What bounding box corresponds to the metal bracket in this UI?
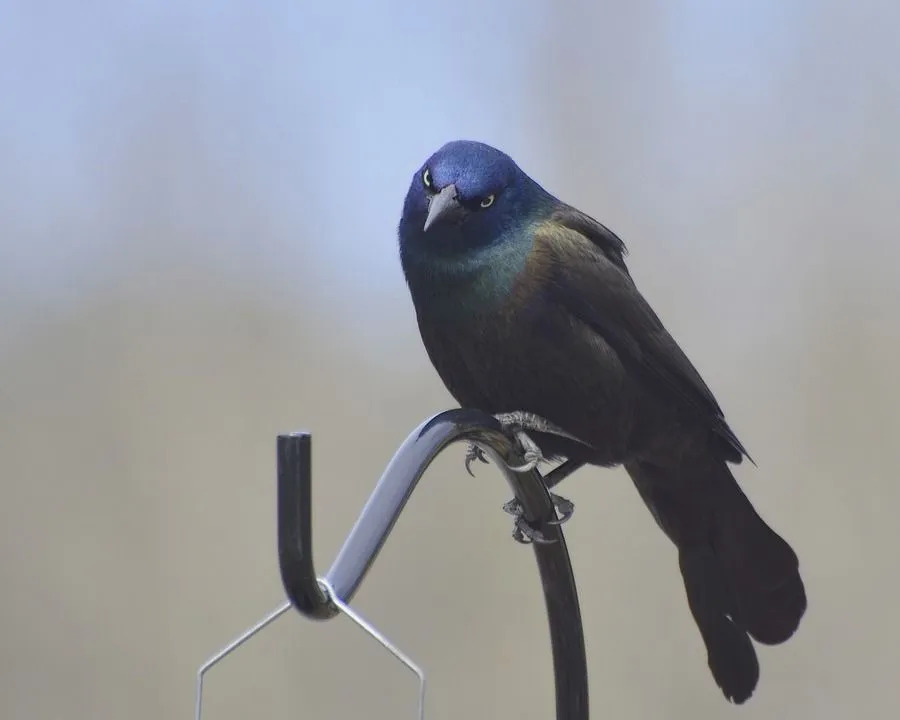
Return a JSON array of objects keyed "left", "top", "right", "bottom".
[{"left": 196, "top": 408, "right": 589, "bottom": 719}]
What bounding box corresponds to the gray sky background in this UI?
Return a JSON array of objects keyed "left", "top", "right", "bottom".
[{"left": 2, "top": 2, "right": 898, "bottom": 719}]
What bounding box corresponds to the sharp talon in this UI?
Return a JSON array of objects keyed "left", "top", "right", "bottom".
[
  {"left": 507, "top": 456, "right": 539, "bottom": 473},
  {"left": 464, "top": 443, "right": 490, "bottom": 476},
  {"left": 502, "top": 498, "right": 522, "bottom": 516},
  {"left": 506, "top": 431, "right": 546, "bottom": 473},
  {"left": 502, "top": 496, "right": 558, "bottom": 544},
  {"left": 545, "top": 492, "right": 575, "bottom": 525},
  {"left": 512, "top": 523, "right": 530, "bottom": 544},
  {"left": 515, "top": 516, "right": 555, "bottom": 544}
]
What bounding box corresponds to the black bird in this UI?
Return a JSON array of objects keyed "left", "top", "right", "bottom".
[{"left": 397, "top": 140, "right": 806, "bottom": 703}]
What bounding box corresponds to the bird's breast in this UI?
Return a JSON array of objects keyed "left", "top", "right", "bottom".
[{"left": 418, "top": 285, "right": 643, "bottom": 462}]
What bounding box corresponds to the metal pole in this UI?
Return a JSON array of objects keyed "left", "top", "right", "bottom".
[{"left": 277, "top": 409, "right": 589, "bottom": 720}]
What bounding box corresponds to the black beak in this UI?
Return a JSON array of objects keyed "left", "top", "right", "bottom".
[{"left": 423, "top": 184, "right": 464, "bottom": 232}]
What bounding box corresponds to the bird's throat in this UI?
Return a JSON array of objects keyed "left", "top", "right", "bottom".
[{"left": 404, "top": 234, "right": 531, "bottom": 320}]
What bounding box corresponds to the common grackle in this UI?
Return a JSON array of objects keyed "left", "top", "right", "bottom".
[{"left": 397, "top": 140, "right": 806, "bottom": 704}]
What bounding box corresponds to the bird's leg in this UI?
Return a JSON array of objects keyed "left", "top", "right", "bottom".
[
  {"left": 460, "top": 412, "right": 585, "bottom": 542},
  {"left": 490, "top": 413, "right": 587, "bottom": 542},
  {"left": 542, "top": 459, "right": 585, "bottom": 490},
  {"left": 463, "top": 411, "right": 585, "bottom": 476},
  {"left": 494, "top": 411, "right": 586, "bottom": 445},
  {"left": 493, "top": 411, "right": 557, "bottom": 472},
  {"left": 506, "top": 429, "right": 545, "bottom": 473},
  {"left": 494, "top": 410, "right": 589, "bottom": 472}
]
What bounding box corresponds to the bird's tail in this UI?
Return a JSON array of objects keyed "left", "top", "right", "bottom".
[{"left": 626, "top": 458, "right": 806, "bottom": 703}]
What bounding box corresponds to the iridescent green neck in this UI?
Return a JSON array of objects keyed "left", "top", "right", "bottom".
[{"left": 404, "top": 228, "right": 533, "bottom": 320}]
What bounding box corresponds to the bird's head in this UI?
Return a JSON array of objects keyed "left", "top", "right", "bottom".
[{"left": 398, "top": 140, "right": 553, "bottom": 258}]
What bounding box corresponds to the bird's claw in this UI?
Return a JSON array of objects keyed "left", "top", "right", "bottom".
[
  {"left": 502, "top": 492, "right": 575, "bottom": 544},
  {"left": 464, "top": 412, "right": 575, "bottom": 543},
  {"left": 512, "top": 517, "right": 555, "bottom": 544},
  {"left": 505, "top": 430, "right": 546, "bottom": 473},
  {"left": 464, "top": 443, "right": 490, "bottom": 476},
  {"left": 545, "top": 492, "right": 575, "bottom": 525}
]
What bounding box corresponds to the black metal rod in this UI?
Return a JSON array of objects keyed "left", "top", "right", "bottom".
[
  {"left": 277, "top": 432, "right": 336, "bottom": 619},
  {"left": 277, "top": 408, "right": 589, "bottom": 720}
]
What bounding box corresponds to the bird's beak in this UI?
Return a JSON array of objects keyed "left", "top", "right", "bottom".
[{"left": 423, "top": 183, "right": 463, "bottom": 232}]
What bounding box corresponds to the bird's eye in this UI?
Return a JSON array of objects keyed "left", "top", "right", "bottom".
[
  {"left": 479, "top": 194, "right": 495, "bottom": 209},
  {"left": 422, "top": 168, "right": 433, "bottom": 189}
]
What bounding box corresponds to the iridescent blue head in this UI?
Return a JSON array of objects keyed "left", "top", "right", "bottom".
[{"left": 398, "top": 140, "right": 555, "bottom": 261}]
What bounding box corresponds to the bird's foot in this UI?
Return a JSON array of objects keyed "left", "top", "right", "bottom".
[
  {"left": 493, "top": 411, "right": 589, "bottom": 473},
  {"left": 464, "top": 443, "right": 490, "bottom": 476},
  {"left": 494, "top": 411, "right": 585, "bottom": 444},
  {"left": 507, "top": 430, "right": 546, "bottom": 473},
  {"left": 502, "top": 492, "right": 575, "bottom": 544},
  {"left": 492, "top": 412, "right": 552, "bottom": 473}
]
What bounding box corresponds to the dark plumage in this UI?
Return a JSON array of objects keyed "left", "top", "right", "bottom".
[{"left": 398, "top": 140, "right": 806, "bottom": 703}]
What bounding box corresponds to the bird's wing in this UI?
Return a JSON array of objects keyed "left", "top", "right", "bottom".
[{"left": 532, "top": 206, "right": 749, "bottom": 462}]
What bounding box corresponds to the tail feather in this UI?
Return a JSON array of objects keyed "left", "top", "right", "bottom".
[
  {"left": 679, "top": 548, "right": 759, "bottom": 703},
  {"left": 712, "top": 474, "right": 807, "bottom": 645},
  {"left": 627, "top": 458, "right": 806, "bottom": 702}
]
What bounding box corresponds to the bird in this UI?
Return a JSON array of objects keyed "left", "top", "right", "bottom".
[{"left": 397, "top": 139, "right": 806, "bottom": 704}]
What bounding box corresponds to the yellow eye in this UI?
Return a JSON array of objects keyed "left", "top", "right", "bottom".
[
  {"left": 422, "top": 168, "right": 432, "bottom": 188},
  {"left": 480, "top": 194, "right": 495, "bottom": 208}
]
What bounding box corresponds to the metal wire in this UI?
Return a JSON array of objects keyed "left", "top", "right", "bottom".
[
  {"left": 318, "top": 577, "right": 426, "bottom": 720},
  {"left": 195, "top": 602, "right": 292, "bottom": 720},
  {"left": 193, "top": 585, "right": 425, "bottom": 720}
]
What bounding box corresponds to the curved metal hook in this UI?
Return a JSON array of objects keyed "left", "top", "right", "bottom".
[{"left": 277, "top": 409, "right": 589, "bottom": 720}]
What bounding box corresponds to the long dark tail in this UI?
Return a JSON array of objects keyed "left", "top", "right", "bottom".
[{"left": 626, "top": 457, "right": 806, "bottom": 703}]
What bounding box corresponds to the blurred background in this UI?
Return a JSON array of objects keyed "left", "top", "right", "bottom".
[{"left": 2, "top": 1, "right": 898, "bottom": 718}]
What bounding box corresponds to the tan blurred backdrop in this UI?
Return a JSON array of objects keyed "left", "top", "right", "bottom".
[{"left": 2, "top": 2, "right": 899, "bottom": 718}]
